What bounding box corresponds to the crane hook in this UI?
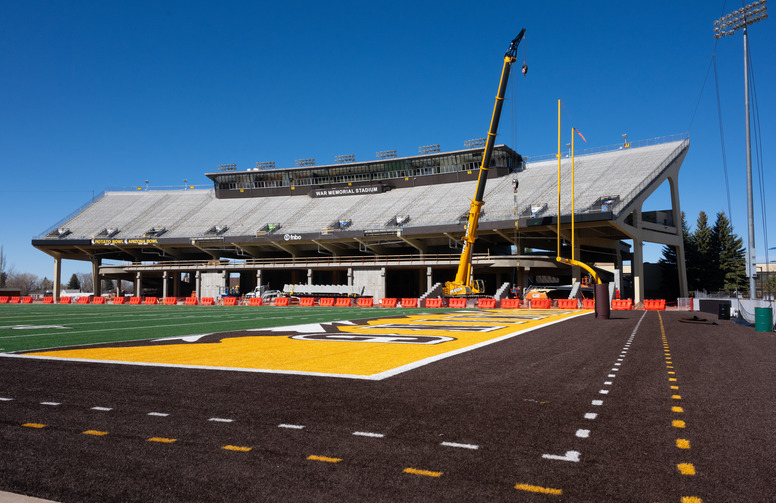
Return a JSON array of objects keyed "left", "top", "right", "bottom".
[{"left": 521, "top": 62, "right": 528, "bottom": 76}]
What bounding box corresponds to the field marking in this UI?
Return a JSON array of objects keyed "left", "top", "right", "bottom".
[
  {"left": 541, "top": 450, "right": 580, "bottom": 462},
  {"left": 440, "top": 441, "right": 479, "bottom": 450},
  {"left": 222, "top": 445, "right": 252, "bottom": 452},
  {"left": 22, "top": 423, "right": 46, "bottom": 428},
  {"left": 353, "top": 431, "right": 385, "bottom": 438},
  {"left": 147, "top": 437, "right": 176, "bottom": 443},
  {"left": 514, "top": 483, "right": 563, "bottom": 495},
  {"left": 83, "top": 430, "right": 108, "bottom": 436},
  {"left": 307, "top": 455, "right": 342, "bottom": 463},
  {"left": 403, "top": 467, "right": 442, "bottom": 477}
]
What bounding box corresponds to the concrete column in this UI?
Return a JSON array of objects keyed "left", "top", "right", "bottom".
[
  {"left": 256, "top": 269, "right": 262, "bottom": 290},
  {"left": 162, "top": 271, "right": 169, "bottom": 298},
  {"left": 195, "top": 271, "right": 201, "bottom": 300},
  {"left": 668, "top": 175, "right": 689, "bottom": 297},
  {"left": 135, "top": 272, "right": 142, "bottom": 297},
  {"left": 53, "top": 258, "right": 62, "bottom": 301},
  {"left": 92, "top": 259, "right": 102, "bottom": 297},
  {"left": 633, "top": 238, "right": 644, "bottom": 305},
  {"left": 347, "top": 267, "right": 353, "bottom": 287},
  {"left": 426, "top": 266, "right": 433, "bottom": 292},
  {"left": 308, "top": 268, "right": 313, "bottom": 285}
]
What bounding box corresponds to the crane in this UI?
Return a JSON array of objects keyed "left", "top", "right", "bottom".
[{"left": 444, "top": 29, "right": 526, "bottom": 296}]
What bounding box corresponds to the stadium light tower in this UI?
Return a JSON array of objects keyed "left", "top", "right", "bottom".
[{"left": 714, "top": 0, "right": 768, "bottom": 299}]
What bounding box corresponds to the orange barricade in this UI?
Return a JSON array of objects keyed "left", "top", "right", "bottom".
[
  {"left": 92, "top": 297, "right": 105, "bottom": 304},
  {"left": 22, "top": 297, "right": 33, "bottom": 304},
  {"left": 319, "top": 297, "right": 335, "bottom": 307},
  {"left": 77, "top": 297, "right": 90, "bottom": 304},
  {"left": 530, "top": 298, "right": 552, "bottom": 309},
  {"left": 335, "top": 297, "right": 352, "bottom": 307},
  {"left": 300, "top": 297, "right": 315, "bottom": 307},
  {"left": 380, "top": 298, "right": 398, "bottom": 308},
  {"left": 112, "top": 297, "right": 126, "bottom": 304},
  {"left": 0, "top": 296, "right": 9, "bottom": 303},
  {"left": 184, "top": 297, "right": 198, "bottom": 305},
  {"left": 129, "top": 297, "right": 142, "bottom": 305},
  {"left": 425, "top": 298, "right": 443, "bottom": 308},
  {"left": 582, "top": 298, "right": 595, "bottom": 309},
  {"left": 357, "top": 297, "right": 374, "bottom": 307},
  {"left": 59, "top": 297, "right": 72, "bottom": 304},
  {"left": 644, "top": 299, "right": 666, "bottom": 311},
  {"left": 43, "top": 297, "right": 55, "bottom": 304},
  {"left": 274, "top": 296, "right": 289, "bottom": 307},
  {"left": 401, "top": 298, "right": 418, "bottom": 308},
  {"left": 500, "top": 298, "right": 521, "bottom": 309},
  {"left": 477, "top": 298, "right": 497, "bottom": 309},
  {"left": 10, "top": 297, "right": 21, "bottom": 304},
  {"left": 557, "top": 299, "right": 579, "bottom": 309},
  {"left": 222, "top": 297, "right": 238, "bottom": 306},
  {"left": 247, "top": 297, "right": 262, "bottom": 306},
  {"left": 201, "top": 297, "right": 215, "bottom": 306},
  {"left": 611, "top": 299, "right": 633, "bottom": 310},
  {"left": 449, "top": 297, "right": 468, "bottom": 308},
  {"left": 144, "top": 297, "right": 158, "bottom": 305},
  {"left": 163, "top": 297, "right": 178, "bottom": 305}
]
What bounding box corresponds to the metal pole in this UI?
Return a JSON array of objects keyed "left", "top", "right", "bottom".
[{"left": 744, "top": 26, "right": 757, "bottom": 299}]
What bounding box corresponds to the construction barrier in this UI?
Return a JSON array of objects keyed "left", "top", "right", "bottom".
[
  {"left": 92, "top": 297, "right": 106, "bottom": 305},
  {"left": 43, "top": 297, "right": 55, "bottom": 304},
  {"left": 299, "top": 297, "right": 315, "bottom": 307},
  {"left": 357, "top": 297, "right": 374, "bottom": 307},
  {"left": 247, "top": 297, "right": 262, "bottom": 306},
  {"left": 201, "top": 297, "right": 215, "bottom": 306},
  {"left": 144, "top": 297, "right": 158, "bottom": 305},
  {"left": 60, "top": 297, "right": 73, "bottom": 304},
  {"left": 643, "top": 299, "right": 666, "bottom": 311},
  {"left": 611, "top": 299, "right": 633, "bottom": 310},
  {"left": 477, "top": 298, "right": 497, "bottom": 309},
  {"left": 184, "top": 297, "right": 198, "bottom": 305},
  {"left": 163, "top": 297, "right": 178, "bottom": 305},
  {"left": 10, "top": 297, "right": 21, "bottom": 304},
  {"left": 401, "top": 298, "right": 418, "bottom": 308},
  {"left": 449, "top": 297, "right": 468, "bottom": 308},
  {"left": 425, "top": 298, "right": 444, "bottom": 308},
  {"left": 557, "top": 299, "right": 579, "bottom": 309},
  {"left": 113, "top": 297, "right": 126, "bottom": 305},
  {"left": 274, "top": 297, "right": 290, "bottom": 307},
  {"left": 22, "top": 297, "right": 33, "bottom": 304},
  {"left": 530, "top": 298, "right": 553, "bottom": 309},
  {"left": 335, "top": 297, "right": 352, "bottom": 307},
  {"left": 582, "top": 298, "right": 595, "bottom": 309},
  {"left": 129, "top": 297, "right": 142, "bottom": 305},
  {"left": 380, "top": 298, "right": 398, "bottom": 308},
  {"left": 76, "top": 297, "right": 90, "bottom": 304},
  {"left": 500, "top": 298, "right": 521, "bottom": 309},
  {"left": 222, "top": 297, "right": 238, "bottom": 306},
  {"left": 0, "top": 296, "right": 8, "bottom": 303},
  {"left": 319, "top": 297, "right": 335, "bottom": 307}
]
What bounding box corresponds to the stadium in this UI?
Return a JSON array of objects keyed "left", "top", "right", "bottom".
[{"left": 32, "top": 135, "right": 690, "bottom": 305}]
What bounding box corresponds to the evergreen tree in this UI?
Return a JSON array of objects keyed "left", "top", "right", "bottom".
[
  {"left": 691, "top": 212, "right": 716, "bottom": 292},
  {"left": 712, "top": 211, "right": 747, "bottom": 294},
  {"left": 67, "top": 273, "right": 80, "bottom": 290}
]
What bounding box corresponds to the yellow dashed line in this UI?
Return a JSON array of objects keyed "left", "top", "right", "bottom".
[
  {"left": 514, "top": 483, "right": 563, "bottom": 495},
  {"left": 307, "top": 455, "right": 342, "bottom": 463},
  {"left": 672, "top": 420, "right": 686, "bottom": 428},
  {"left": 22, "top": 423, "right": 46, "bottom": 429},
  {"left": 669, "top": 378, "right": 677, "bottom": 382},
  {"left": 682, "top": 496, "right": 703, "bottom": 502},
  {"left": 222, "top": 445, "right": 252, "bottom": 452},
  {"left": 403, "top": 467, "right": 443, "bottom": 478},
  {"left": 677, "top": 463, "right": 696, "bottom": 475},
  {"left": 147, "top": 437, "right": 177, "bottom": 443},
  {"left": 672, "top": 395, "right": 682, "bottom": 400},
  {"left": 671, "top": 385, "right": 679, "bottom": 390},
  {"left": 672, "top": 406, "right": 684, "bottom": 413},
  {"left": 676, "top": 439, "right": 691, "bottom": 449},
  {"left": 83, "top": 430, "right": 108, "bottom": 436}
]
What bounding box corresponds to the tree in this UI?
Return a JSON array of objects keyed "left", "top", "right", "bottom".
[
  {"left": 659, "top": 211, "right": 691, "bottom": 297},
  {"left": 39, "top": 277, "right": 54, "bottom": 293},
  {"left": 6, "top": 273, "right": 40, "bottom": 296},
  {"left": 691, "top": 211, "right": 716, "bottom": 292},
  {"left": 712, "top": 211, "right": 747, "bottom": 294},
  {"left": 0, "top": 245, "right": 7, "bottom": 288},
  {"left": 77, "top": 272, "right": 93, "bottom": 293},
  {"left": 67, "top": 273, "right": 80, "bottom": 290}
]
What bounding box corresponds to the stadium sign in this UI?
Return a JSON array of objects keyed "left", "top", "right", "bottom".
[
  {"left": 311, "top": 185, "right": 383, "bottom": 198},
  {"left": 91, "top": 238, "right": 159, "bottom": 245}
]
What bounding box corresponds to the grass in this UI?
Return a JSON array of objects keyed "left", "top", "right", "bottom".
[{"left": 0, "top": 304, "right": 433, "bottom": 353}]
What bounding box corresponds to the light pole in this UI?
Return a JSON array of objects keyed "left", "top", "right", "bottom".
[{"left": 714, "top": 0, "right": 768, "bottom": 299}]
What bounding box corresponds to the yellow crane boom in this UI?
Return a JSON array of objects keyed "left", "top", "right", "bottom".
[{"left": 445, "top": 29, "right": 526, "bottom": 296}]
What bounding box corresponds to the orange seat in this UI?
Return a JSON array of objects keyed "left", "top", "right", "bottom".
[
  {"left": 530, "top": 298, "right": 552, "bottom": 309},
  {"left": 582, "top": 298, "right": 595, "bottom": 309}
]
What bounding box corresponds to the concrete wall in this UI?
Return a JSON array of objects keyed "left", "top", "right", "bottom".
[{"left": 353, "top": 268, "right": 385, "bottom": 300}]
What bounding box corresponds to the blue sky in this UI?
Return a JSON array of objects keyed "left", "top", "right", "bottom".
[{"left": 1, "top": 0, "right": 774, "bottom": 280}]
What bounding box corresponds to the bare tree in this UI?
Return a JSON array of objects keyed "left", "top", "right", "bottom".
[
  {"left": 0, "top": 245, "right": 7, "bottom": 288},
  {"left": 6, "top": 273, "right": 40, "bottom": 296},
  {"left": 76, "top": 272, "right": 93, "bottom": 292}
]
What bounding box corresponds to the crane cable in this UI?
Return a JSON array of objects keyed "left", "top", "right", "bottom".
[
  {"left": 712, "top": 53, "right": 734, "bottom": 221},
  {"left": 746, "top": 40, "right": 770, "bottom": 271}
]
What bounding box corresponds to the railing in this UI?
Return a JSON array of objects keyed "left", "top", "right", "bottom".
[
  {"left": 522, "top": 133, "right": 689, "bottom": 164},
  {"left": 35, "top": 191, "right": 106, "bottom": 239}
]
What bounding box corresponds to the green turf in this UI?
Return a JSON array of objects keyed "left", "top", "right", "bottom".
[{"left": 0, "top": 304, "right": 437, "bottom": 353}]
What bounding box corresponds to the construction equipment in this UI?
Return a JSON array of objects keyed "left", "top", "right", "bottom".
[{"left": 444, "top": 29, "right": 526, "bottom": 296}]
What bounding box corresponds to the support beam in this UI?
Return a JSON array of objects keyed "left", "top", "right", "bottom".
[
  {"left": 399, "top": 236, "right": 427, "bottom": 254},
  {"left": 53, "top": 258, "right": 62, "bottom": 301},
  {"left": 92, "top": 259, "right": 102, "bottom": 297}
]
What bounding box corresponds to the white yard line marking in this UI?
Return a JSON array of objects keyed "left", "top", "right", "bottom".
[
  {"left": 353, "top": 431, "right": 385, "bottom": 438},
  {"left": 591, "top": 400, "right": 603, "bottom": 406},
  {"left": 441, "top": 441, "right": 479, "bottom": 450},
  {"left": 278, "top": 424, "right": 305, "bottom": 430},
  {"left": 542, "top": 450, "right": 580, "bottom": 462},
  {"left": 208, "top": 417, "right": 234, "bottom": 423},
  {"left": 40, "top": 402, "right": 60, "bottom": 406},
  {"left": 584, "top": 413, "right": 598, "bottom": 420},
  {"left": 575, "top": 429, "right": 590, "bottom": 438},
  {"left": 91, "top": 406, "right": 112, "bottom": 411},
  {"left": 147, "top": 412, "right": 169, "bottom": 417}
]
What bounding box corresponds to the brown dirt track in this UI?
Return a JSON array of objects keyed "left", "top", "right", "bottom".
[{"left": 1, "top": 310, "right": 774, "bottom": 502}]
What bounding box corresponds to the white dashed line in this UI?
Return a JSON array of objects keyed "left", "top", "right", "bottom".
[
  {"left": 599, "top": 390, "right": 609, "bottom": 395},
  {"left": 584, "top": 413, "right": 598, "bottom": 420},
  {"left": 208, "top": 417, "right": 234, "bottom": 423},
  {"left": 147, "top": 412, "right": 169, "bottom": 417},
  {"left": 604, "top": 381, "right": 613, "bottom": 385},
  {"left": 353, "top": 431, "right": 385, "bottom": 438},
  {"left": 575, "top": 429, "right": 590, "bottom": 438},
  {"left": 592, "top": 400, "right": 603, "bottom": 406},
  {"left": 441, "top": 441, "right": 480, "bottom": 450},
  {"left": 0, "top": 397, "right": 13, "bottom": 401},
  {"left": 278, "top": 424, "right": 305, "bottom": 430},
  {"left": 91, "top": 406, "right": 112, "bottom": 411},
  {"left": 40, "top": 402, "right": 60, "bottom": 406},
  {"left": 542, "top": 450, "right": 581, "bottom": 462}
]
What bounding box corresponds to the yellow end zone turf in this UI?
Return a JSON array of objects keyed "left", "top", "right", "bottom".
[{"left": 20, "top": 309, "right": 589, "bottom": 380}]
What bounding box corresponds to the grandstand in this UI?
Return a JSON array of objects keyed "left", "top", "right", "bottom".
[{"left": 33, "top": 136, "right": 690, "bottom": 302}]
